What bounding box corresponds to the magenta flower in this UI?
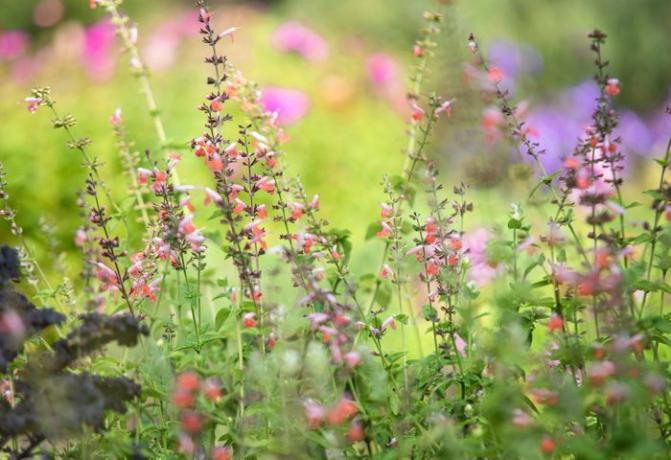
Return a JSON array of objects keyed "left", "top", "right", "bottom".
[
  {"left": 271, "top": 21, "right": 328, "bottom": 62},
  {"left": 366, "top": 53, "right": 399, "bottom": 87},
  {"left": 82, "top": 20, "right": 116, "bottom": 82},
  {"left": 259, "top": 87, "right": 310, "bottom": 125},
  {"left": 0, "top": 31, "right": 28, "bottom": 61}
]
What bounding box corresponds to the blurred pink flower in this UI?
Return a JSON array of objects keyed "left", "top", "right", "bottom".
[
  {"left": 143, "top": 21, "right": 181, "bottom": 71},
  {"left": 272, "top": 21, "right": 328, "bottom": 62},
  {"left": 33, "top": 0, "right": 64, "bottom": 28},
  {"left": 259, "top": 87, "right": 310, "bottom": 125},
  {"left": 463, "top": 228, "right": 499, "bottom": 286},
  {"left": 0, "top": 31, "right": 29, "bottom": 61},
  {"left": 11, "top": 57, "right": 40, "bottom": 84},
  {"left": 366, "top": 53, "right": 398, "bottom": 87},
  {"left": 82, "top": 20, "right": 116, "bottom": 82}
]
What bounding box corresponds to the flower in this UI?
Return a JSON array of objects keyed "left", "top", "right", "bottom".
[
  {"left": 327, "top": 397, "right": 358, "bottom": 425},
  {"left": 211, "top": 446, "right": 233, "bottom": 460},
  {"left": 366, "top": 53, "right": 399, "bottom": 87},
  {"left": 180, "top": 411, "right": 203, "bottom": 434},
  {"left": 24, "top": 97, "right": 42, "bottom": 114},
  {"left": 547, "top": 314, "right": 564, "bottom": 332},
  {"left": 272, "top": 21, "right": 329, "bottom": 62},
  {"left": 82, "top": 20, "right": 116, "bottom": 82},
  {"left": 347, "top": 420, "right": 365, "bottom": 443},
  {"left": 304, "top": 400, "right": 326, "bottom": 429},
  {"left": 379, "top": 264, "right": 393, "bottom": 280},
  {"left": 243, "top": 312, "right": 257, "bottom": 328},
  {"left": 259, "top": 87, "right": 310, "bottom": 125},
  {"left": 176, "top": 372, "right": 200, "bottom": 392},
  {"left": 0, "top": 31, "right": 28, "bottom": 60},
  {"left": 605, "top": 78, "right": 620, "bottom": 97},
  {"left": 540, "top": 435, "right": 555, "bottom": 454}
]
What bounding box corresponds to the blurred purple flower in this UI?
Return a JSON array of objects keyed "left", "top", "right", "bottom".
[
  {"left": 648, "top": 90, "right": 671, "bottom": 154},
  {"left": 616, "top": 111, "right": 653, "bottom": 157},
  {"left": 525, "top": 106, "right": 583, "bottom": 173},
  {"left": 488, "top": 39, "right": 542, "bottom": 80},
  {"left": 366, "top": 53, "right": 398, "bottom": 87},
  {"left": 82, "top": 20, "right": 116, "bottom": 81},
  {"left": 561, "top": 80, "right": 599, "bottom": 121},
  {"left": 272, "top": 21, "right": 328, "bottom": 62},
  {"left": 0, "top": 31, "right": 29, "bottom": 61},
  {"left": 259, "top": 87, "right": 310, "bottom": 125}
]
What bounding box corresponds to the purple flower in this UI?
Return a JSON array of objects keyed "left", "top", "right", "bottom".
[
  {"left": 82, "top": 20, "right": 116, "bottom": 82},
  {"left": 271, "top": 21, "right": 328, "bottom": 62},
  {"left": 561, "top": 80, "right": 599, "bottom": 121},
  {"left": 524, "top": 106, "right": 583, "bottom": 173},
  {"left": 488, "top": 39, "right": 542, "bottom": 80},
  {"left": 366, "top": 53, "right": 398, "bottom": 87},
  {"left": 0, "top": 31, "right": 29, "bottom": 61},
  {"left": 259, "top": 87, "right": 310, "bottom": 125},
  {"left": 616, "top": 111, "right": 652, "bottom": 157}
]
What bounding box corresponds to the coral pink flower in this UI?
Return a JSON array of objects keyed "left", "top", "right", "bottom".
[
  {"left": 272, "top": 21, "right": 328, "bottom": 62},
  {"left": 327, "top": 397, "right": 358, "bottom": 426},
  {"left": 180, "top": 411, "right": 203, "bottom": 434},
  {"left": 379, "top": 264, "right": 393, "bottom": 280},
  {"left": 176, "top": 372, "right": 200, "bottom": 392},
  {"left": 347, "top": 420, "right": 365, "bottom": 442},
  {"left": 243, "top": 312, "right": 257, "bottom": 328},
  {"left": 211, "top": 446, "right": 233, "bottom": 460},
  {"left": 260, "top": 87, "right": 310, "bottom": 125},
  {"left": 605, "top": 78, "right": 620, "bottom": 97},
  {"left": 376, "top": 221, "right": 392, "bottom": 238},
  {"left": 540, "top": 436, "right": 556, "bottom": 454},
  {"left": 202, "top": 378, "right": 221, "bottom": 402},
  {"left": 547, "top": 314, "right": 564, "bottom": 332}
]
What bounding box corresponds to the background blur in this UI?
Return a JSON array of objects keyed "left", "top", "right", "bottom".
[{"left": 1, "top": 0, "right": 670, "bottom": 281}]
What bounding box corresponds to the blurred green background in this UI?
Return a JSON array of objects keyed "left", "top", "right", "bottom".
[{"left": 0, "top": 0, "right": 670, "bottom": 284}]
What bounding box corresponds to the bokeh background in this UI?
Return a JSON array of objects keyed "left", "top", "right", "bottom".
[{"left": 1, "top": 0, "right": 670, "bottom": 283}]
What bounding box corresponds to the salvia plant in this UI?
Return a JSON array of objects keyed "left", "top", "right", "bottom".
[{"left": 1, "top": 0, "right": 671, "bottom": 458}]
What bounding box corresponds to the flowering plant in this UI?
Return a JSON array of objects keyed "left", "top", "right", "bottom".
[{"left": 1, "top": 0, "right": 671, "bottom": 458}]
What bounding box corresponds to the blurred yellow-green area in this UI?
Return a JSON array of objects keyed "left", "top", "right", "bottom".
[{"left": 0, "top": 0, "right": 670, "bottom": 287}]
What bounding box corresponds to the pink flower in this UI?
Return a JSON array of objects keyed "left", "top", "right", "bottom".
[
  {"left": 0, "top": 31, "right": 28, "bottom": 61},
  {"left": 33, "top": 0, "right": 65, "bottom": 29},
  {"left": 463, "top": 228, "right": 499, "bottom": 286},
  {"left": 366, "top": 53, "right": 398, "bottom": 87},
  {"left": 379, "top": 264, "right": 393, "bottom": 280},
  {"left": 272, "top": 21, "right": 328, "bottom": 62},
  {"left": 304, "top": 400, "right": 326, "bottom": 429},
  {"left": 376, "top": 221, "right": 392, "bottom": 238},
  {"left": 24, "top": 97, "right": 42, "bottom": 114},
  {"left": 259, "top": 87, "right": 310, "bottom": 126},
  {"left": 453, "top": 333, "right": 467, "bottom": 357},
  {"left": 109, "top": 107, "right": 122, "bottom": 126},
  {"left": 381, "top": 315, "right": 397, "bottom": 332},
  {"left": 344, "top": 351, "right": 361, "bottom": 369},
  {"left": 82, "top": 20, "right": 116, "bottom": 82}
]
